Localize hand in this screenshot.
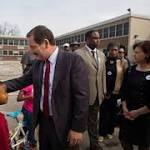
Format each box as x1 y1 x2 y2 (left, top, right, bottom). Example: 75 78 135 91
128 110 140 120
104 93 111 100
0 83 8 105
122 105 132 120
67 130 83 146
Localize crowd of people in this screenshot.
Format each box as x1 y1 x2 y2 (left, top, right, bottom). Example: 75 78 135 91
0 25 150 150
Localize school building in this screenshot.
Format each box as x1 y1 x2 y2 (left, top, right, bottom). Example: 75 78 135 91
55 13 150 60
0 36 28 60
0 13 150 61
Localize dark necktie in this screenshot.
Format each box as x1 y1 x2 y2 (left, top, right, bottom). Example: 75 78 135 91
43 60 50 117
91 50 98 65
91 50 95 58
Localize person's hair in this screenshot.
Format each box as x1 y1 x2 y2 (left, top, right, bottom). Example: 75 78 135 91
119 45 125 50
26 25 55 45
85 30 98 41
107 43 119 51
107 43 114 50
133 40 150 63
119 45 128 56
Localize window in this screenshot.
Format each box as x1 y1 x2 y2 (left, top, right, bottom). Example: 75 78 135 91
3 50 8 55
65 38 68 43
109 26 116 37
123 22 129 35
104 28 109 38
81 34 84 42
0 50 2 56
23 51 26 55
14 39 19 45
58 40 61 45
70 37 73 43
9 39 14 45
9 51 13 55
74 36 77 41
25 40 28 46
98 29 102 38
13 51 18 56
116 24 123 36
71 37 74 43
19 40 24 45
68 38 71 44
77 35 81 42
3 39 8 45
0 39 2 45
67 38 70 43
56 41 59 45
61 40 63 45
101 29 104 38
19 51 24 55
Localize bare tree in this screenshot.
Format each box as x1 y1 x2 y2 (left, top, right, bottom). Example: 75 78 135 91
0 22 20 36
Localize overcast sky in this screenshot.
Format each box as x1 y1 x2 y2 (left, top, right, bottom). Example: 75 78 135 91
0 0 150 37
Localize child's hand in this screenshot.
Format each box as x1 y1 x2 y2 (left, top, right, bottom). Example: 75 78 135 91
0 83 8 105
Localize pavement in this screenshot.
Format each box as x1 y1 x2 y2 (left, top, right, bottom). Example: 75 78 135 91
0 61 123 150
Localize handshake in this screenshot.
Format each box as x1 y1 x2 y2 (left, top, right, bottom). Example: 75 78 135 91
0 83 8 105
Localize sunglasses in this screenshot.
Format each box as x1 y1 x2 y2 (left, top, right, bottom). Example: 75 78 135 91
119 51 125 53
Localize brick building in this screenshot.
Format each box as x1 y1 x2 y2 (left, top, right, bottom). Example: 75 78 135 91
0 13 150 61
0 36 28 61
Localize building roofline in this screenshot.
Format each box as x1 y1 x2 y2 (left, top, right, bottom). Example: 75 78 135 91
56 13 150 39
131 13 150 20
0 35 26 39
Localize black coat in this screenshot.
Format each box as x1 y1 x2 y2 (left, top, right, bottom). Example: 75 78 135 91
119 66 150 146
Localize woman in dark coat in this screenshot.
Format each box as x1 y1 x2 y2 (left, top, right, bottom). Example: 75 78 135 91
119 40 150 150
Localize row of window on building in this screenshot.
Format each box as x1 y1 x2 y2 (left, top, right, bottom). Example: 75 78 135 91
0 50 26 56
0 38 28 46
56 22 129 46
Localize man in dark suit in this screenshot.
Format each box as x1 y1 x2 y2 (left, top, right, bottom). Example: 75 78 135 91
0 25 89 150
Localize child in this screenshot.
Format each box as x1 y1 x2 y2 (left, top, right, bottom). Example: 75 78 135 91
17 67 36 150
0 112 10 150
0 83 10 150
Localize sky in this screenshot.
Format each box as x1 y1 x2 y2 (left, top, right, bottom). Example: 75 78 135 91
0 0 150 37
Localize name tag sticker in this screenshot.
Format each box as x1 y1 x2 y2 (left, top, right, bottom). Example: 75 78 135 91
145 75 150 80
107 71 112 76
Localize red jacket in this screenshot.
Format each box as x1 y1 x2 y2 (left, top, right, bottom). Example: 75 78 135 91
0 112 10 150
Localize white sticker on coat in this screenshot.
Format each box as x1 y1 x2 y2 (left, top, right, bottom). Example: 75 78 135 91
145 75 150 80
